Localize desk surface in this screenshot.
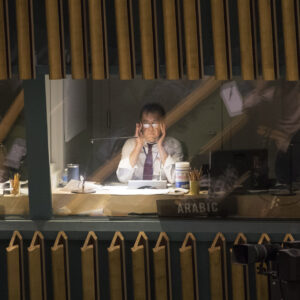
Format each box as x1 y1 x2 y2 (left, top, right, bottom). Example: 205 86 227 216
52 191 300 219
1 189 300 218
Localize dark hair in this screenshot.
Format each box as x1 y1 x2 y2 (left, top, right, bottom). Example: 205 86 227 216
139 103 166 120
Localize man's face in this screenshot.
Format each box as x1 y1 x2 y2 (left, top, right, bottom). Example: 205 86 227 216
141 112 162 143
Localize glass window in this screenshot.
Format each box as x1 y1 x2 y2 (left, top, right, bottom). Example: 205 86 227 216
47 76 300 219
0 78 29 217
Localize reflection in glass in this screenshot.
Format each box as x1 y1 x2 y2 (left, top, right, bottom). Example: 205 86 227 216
0 79 29 217
47 76 300 218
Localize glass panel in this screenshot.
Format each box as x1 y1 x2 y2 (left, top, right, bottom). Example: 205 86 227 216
0 78 29 217
47 76 300 219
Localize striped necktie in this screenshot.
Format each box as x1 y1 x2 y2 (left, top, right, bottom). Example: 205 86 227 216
143 144 153 180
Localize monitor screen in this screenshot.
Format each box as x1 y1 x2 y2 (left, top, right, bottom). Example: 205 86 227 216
210 149 269 190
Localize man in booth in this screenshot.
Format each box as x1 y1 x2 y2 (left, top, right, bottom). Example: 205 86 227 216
116 103 183 183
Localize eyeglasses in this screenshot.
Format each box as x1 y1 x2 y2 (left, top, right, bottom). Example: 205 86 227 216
142 123 159 129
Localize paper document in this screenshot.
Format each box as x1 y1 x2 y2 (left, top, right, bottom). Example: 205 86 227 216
56 181 189 195
220 81 243 117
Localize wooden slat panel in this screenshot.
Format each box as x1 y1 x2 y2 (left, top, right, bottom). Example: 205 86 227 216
153 249 169 299
231 233 249 300
68 0 89 79
131 231 150 300
180 233 198 300
182 0 203 79
45 0 66 79
282 233 295 243
153 232 172 300
297 0 300 61
15 0 35 79
81 231 100 300
0 0 11 79
82 248 96 300
28 248 43 299
88 0 109 79
138 0 159 79
28 231 47 300
114 0 135 79
231 259 246 300
51 231 71 300
281 0 299 80
162 0 182 79
257 0 279 79
210 0 232 80
132 247 147 300
209 248 223 300
180 247 196 300
6 231 25 300
7 247 23 300
108 247 124 300
255 233 270 300
208 232 228 300
108 232 127 300
237 0 258 80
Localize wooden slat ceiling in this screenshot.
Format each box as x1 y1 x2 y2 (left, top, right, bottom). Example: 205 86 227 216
0 0 298 80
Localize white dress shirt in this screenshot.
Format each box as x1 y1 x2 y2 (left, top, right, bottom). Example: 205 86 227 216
116 136 183 183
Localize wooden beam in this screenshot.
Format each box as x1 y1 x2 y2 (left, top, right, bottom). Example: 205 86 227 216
162 0 182 79
68 0 89 79
0 0 11 79
88 0 109 79
28 231 47 300
15 0 35 79
180 233 199 300
131 232 151 300
257 0 279 79
153 232 172 300
6 231 25 300
209 232 228 300
199 114 249 155
237 0 258 80
0 89 24 143
45 0 66 79
51 231 71 300
210 0 232 79
108 231 127 300
138 0 159 79
281 0 300 80
282 233 294 243
230 233 250 300
114 0 135 79
81 232 100 300
182 0 203 79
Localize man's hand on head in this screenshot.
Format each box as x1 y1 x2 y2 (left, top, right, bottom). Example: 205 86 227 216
129 123 145 168
157 122 168 165
158 122 166 146
135 123 144 147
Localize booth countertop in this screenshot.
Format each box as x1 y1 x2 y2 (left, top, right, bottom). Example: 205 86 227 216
1 190 300 219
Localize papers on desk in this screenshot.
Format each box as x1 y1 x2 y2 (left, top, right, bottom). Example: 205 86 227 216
57 180 188 195
0 180 29 196
100 186 170 195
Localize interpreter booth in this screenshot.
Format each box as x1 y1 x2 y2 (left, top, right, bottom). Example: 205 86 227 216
0 0 300 299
